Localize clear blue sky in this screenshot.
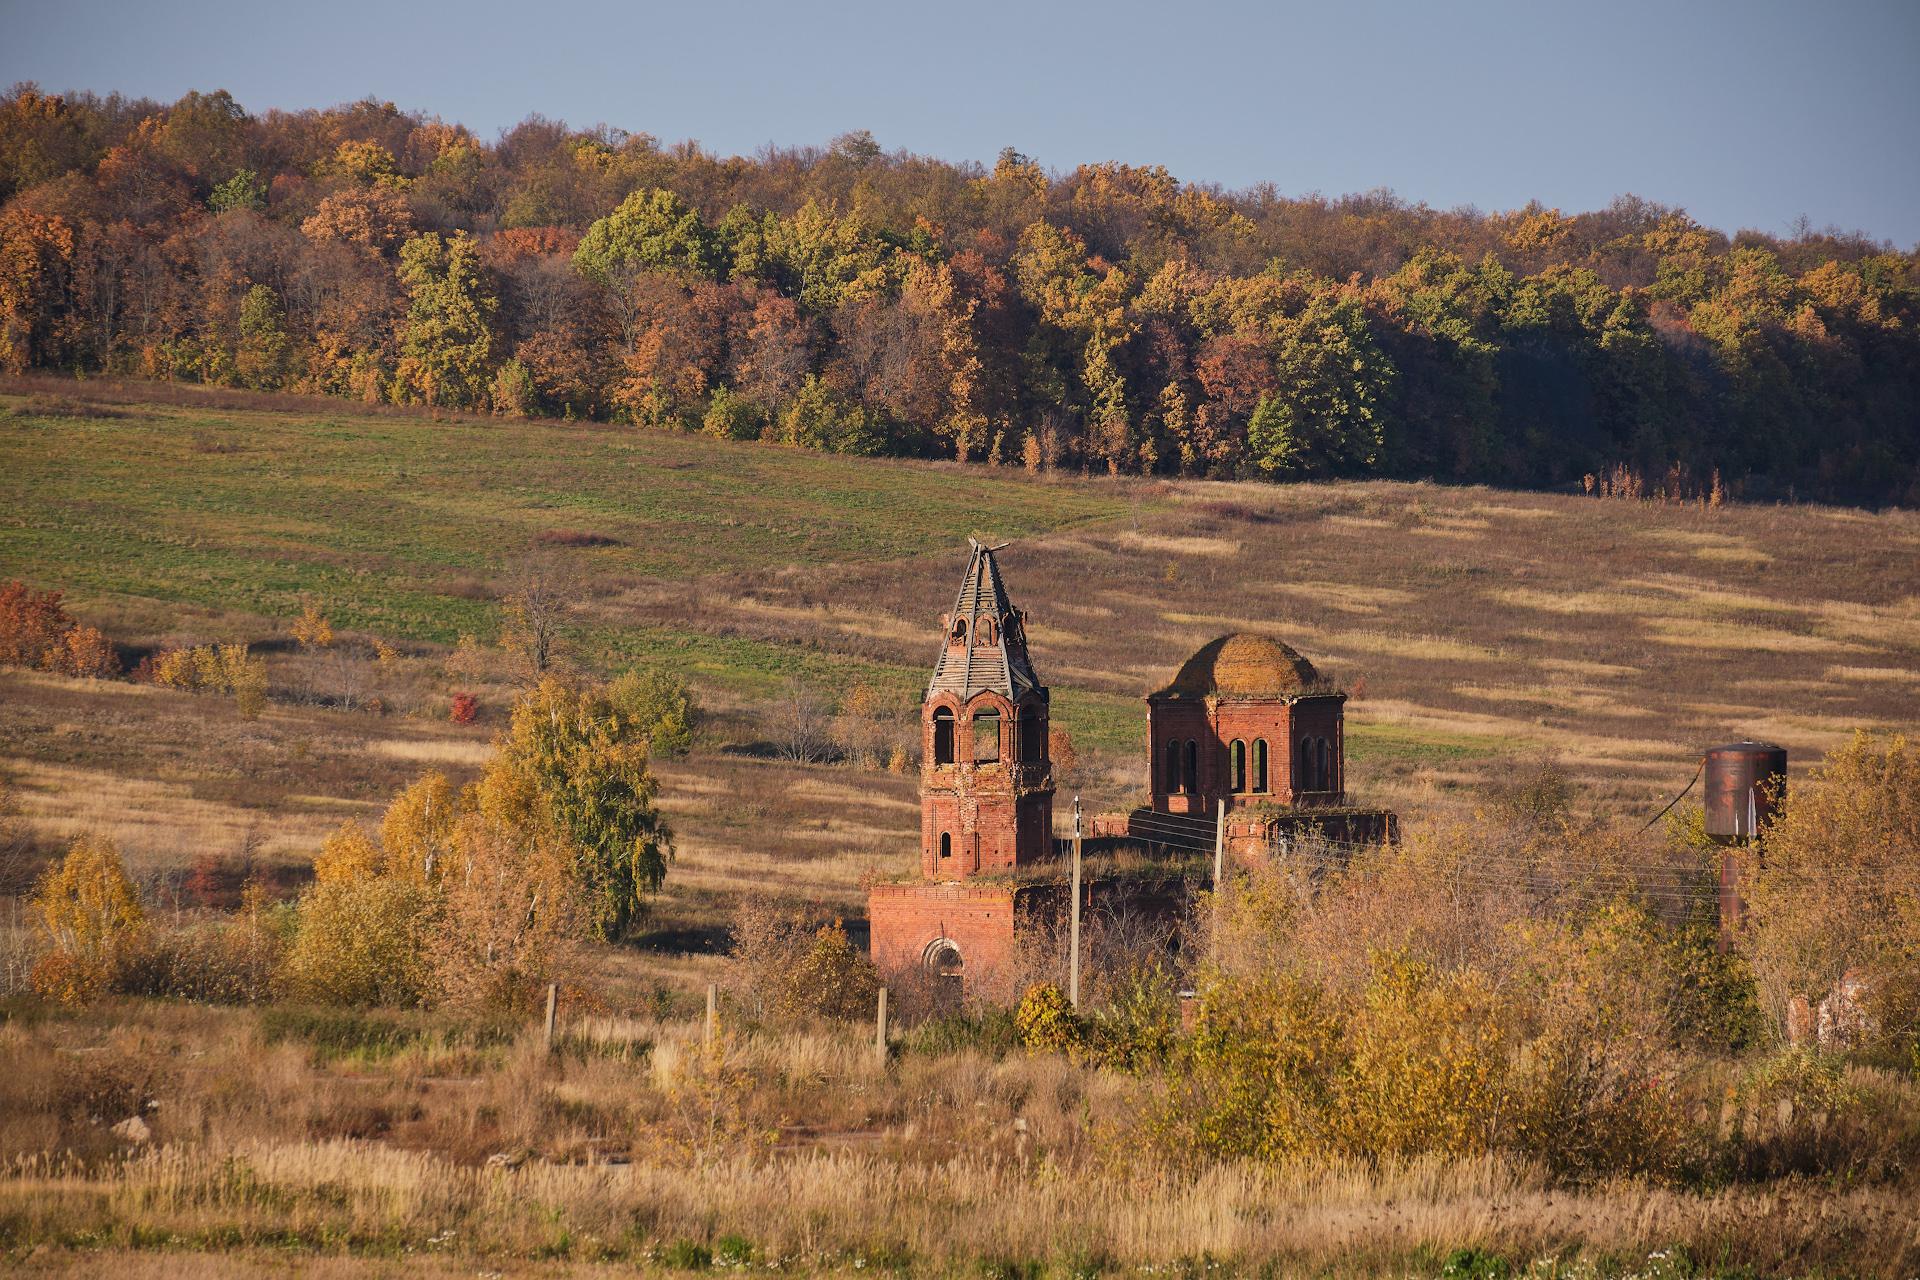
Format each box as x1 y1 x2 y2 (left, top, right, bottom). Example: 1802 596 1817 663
6 0 1917 248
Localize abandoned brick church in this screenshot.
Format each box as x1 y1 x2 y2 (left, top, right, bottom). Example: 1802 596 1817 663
867 540 1393 991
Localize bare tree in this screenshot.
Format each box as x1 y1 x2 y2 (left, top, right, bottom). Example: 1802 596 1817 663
773 680 837 764
499 550 579 682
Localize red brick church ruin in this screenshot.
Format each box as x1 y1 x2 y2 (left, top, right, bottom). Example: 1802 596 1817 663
867 541 1393 993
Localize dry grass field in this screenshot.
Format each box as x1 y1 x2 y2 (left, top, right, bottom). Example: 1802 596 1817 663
3 382 1920 1276
2 378 1916 926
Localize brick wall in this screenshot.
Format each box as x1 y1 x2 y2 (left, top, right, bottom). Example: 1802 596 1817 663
868 881 1020 990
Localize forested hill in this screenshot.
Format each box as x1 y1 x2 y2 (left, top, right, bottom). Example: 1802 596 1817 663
3 87 1916 503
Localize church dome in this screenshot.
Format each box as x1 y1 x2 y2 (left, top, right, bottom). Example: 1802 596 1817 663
1155 633 1323 700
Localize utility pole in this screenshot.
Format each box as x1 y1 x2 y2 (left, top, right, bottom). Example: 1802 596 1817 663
1211 797 1226 955
543 982 558 1050
874 987 888 1065
1212 797 1226 888
1069 795 1083 1010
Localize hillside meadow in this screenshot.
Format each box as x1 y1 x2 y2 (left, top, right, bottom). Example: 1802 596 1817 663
2 379 1919 921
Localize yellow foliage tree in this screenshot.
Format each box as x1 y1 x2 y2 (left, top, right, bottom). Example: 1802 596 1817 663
312 820 383 885
29 833 145 1004
380 770 459 883
292 603 334 650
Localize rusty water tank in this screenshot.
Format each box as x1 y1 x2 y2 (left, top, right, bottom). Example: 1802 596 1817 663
1704 741 1787 842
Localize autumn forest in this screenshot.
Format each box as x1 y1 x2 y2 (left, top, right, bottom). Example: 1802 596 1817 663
1 85 1916 502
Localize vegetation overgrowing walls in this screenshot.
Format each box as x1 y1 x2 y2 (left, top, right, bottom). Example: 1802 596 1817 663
1 86 1916 501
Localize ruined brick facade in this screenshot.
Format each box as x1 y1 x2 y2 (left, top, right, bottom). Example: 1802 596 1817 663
1147 634 1347 815
867 545 1393 993
918 540 1055 877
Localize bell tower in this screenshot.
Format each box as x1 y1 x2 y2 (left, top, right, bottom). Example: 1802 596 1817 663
921 540 1055 878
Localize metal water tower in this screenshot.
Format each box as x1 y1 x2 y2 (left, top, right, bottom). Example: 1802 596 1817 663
1702 741 1787 950
1704 741 1788 842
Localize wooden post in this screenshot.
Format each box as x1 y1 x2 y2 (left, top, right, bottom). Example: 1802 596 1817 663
543 982 557 1049
874 987 888 1065
704 982 717 1049
1069 795 1083 1010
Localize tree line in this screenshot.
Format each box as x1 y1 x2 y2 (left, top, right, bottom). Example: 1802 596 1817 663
2 86 1916 502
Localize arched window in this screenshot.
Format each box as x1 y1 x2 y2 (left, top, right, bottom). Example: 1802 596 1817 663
939 832 952 862
1165 738 1183 793
1184 739 1199 795
1297 738 1314 791
979 617 997 645
932 707 955 765
973 708 1001 763
1017 707 1045 762
1229 740 1246 793
1319 738 1333 793
1252 739 1268 793
951 617 967 643
924 938 963 984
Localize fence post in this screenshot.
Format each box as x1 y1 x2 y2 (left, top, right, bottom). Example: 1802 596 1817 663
1069 796 1083 1010
705 982 717 1050
874 986 888 1065
543 982 557 1049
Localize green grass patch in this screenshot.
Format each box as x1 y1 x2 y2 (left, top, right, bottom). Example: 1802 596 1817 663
0 399 1135 647
1346 720 1505 767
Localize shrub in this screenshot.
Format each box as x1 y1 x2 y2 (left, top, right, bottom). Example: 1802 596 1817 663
1145 974 1341 1164
608 667 697 758
1083 963 1180 1073
1015 983 1082 1055
727 903 880 1024
114 888 286 1004
905 1007 1021 1059
281 875 434 1008
0 581 116 676
490 357 537 417
701 385 763 441
1334 954 1511 1160
28 834 145 1004
147 642 268 716
1747 731 1920 1062
449 691 479 724
777 922 880 1023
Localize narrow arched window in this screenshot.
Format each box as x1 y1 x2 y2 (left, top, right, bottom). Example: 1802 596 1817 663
1184 739 1199 795
1165 738 1182 793
1252 739 1268 793
973 709 1001 763
932 707 955 765
939 832 952 862
1319 738 1332 792
951 617 967 643
1229 740 1246 793
1297 738 1312 791
979 617 997 645
1017 707 1045 762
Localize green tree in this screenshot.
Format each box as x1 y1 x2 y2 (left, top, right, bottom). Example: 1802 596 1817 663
780 375 887 455
395 231 497 409
233 284 290 389
1248 293 1396 478
483 677 674 940
575 188 722 351
208 169 266 214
